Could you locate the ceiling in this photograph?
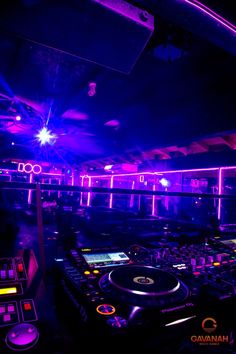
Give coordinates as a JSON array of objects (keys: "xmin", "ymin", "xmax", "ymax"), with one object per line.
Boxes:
[{"xmin": 0, "ymin": 0, "xmax": 235, "ymax": 172}]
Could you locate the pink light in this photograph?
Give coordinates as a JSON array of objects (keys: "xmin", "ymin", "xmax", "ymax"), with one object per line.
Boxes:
[
  {"xmin": 152, "ymin": 184, "xmax": 156, "ymax": 216},
  {"xmin": 28, "ymin": 173, "xmax": 33, "ymax": 204},
  {"xmin": 217, "ymin": 168, "xmax": 222, "ymax": 221},
  {"xmin": 80, "ymin": 176, "xmax": 85, "ymax": 206},
  {"xmin": 82, "ymin": 167, "xmax": 220, "ymax": 180},
  {"xmin": 109, "ymin": 176, "xmax": 114, "ymax": 209},
  {"xmin": 42, "ymin": 172, "xmax": 62, "ymax": 176},
  {"xmin": 130, "ymin": 181, "xmax": 135, "ymax": 208},
  {"xmin": 87, "ymin": 177, "xmax": 91, "ymax": 207},
  {"xmin": 17, "ymin": 162, "xmax": 42, "ymax": 175},
  {"xmin": 156, "ymin": 167, "xmax": 219, "ymax": 174},
  {"xmin": 81, "ymin": 172, "xmax": 155, "ymax": 179},
  {"xmin": 139, "ymin": 175, "xmax": 144, "ymax": 182},
  {"xmin": 184, "ymin": 0, "xmax": 236, "ymax": 34}
]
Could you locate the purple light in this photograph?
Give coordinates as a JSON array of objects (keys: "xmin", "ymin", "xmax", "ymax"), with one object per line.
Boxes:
[
  {"xmin": 152, "ymin": 184, "xmax": 156, "ymax": 216},
  {"xmin": 217, "ymin": 168, "xmax": 222, "ymax": 221},
  {"xmin": 139, "ymin": 175, "xmax": 144, "ymax": 182},
  {"xmin": 87, "ymin": 177, "xmax": 91, "ymax": 206},
  {"xmin": 18, "ymin": 162, "xmax": 42, "ymax": 175},
  {"xmin": 184, "ymin": 0, "xmax": 236, "ymax": 33},
  {"xmin": 109, "ymin": 176, "xmax": 114, "ymax": 209},
  {"xmin": 82, "ymin": 167, "xmax": 219, "ymax": 180},
  {"xmin": 35, "ymin": 127, "xmax": 57, "ymax": 146}
]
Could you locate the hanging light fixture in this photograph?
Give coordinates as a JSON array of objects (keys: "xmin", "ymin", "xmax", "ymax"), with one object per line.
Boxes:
[{"xmin": 35, "ymin": 126, "xmax": 57, "ymax": 146}]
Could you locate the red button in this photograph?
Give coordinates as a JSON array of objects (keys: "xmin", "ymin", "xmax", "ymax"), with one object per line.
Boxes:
[
  {"xmin": 18, "ymin": 264, "xmax": 24, "ymax": 272},
  {"xmin": 23, "ymin": 303, "xmax": 32, "ymax": 311}
]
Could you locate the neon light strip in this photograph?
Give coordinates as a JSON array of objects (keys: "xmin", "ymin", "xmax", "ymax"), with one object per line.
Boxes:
[
  {"xmin": 130, "ymin": 181, "xmax": 135, "ymax": 208},
  {"xmin": 109, "ymin": 176, "xmax": 113, "ymax": 209},
  {"xmin": 221, "ymin": 165, "xmax": 236, "ymax": 170},
  {"xmin": 81, "ymin": 172, "xmax": 155, "ymax": 178},
  {"xmin": 71, "ymin": 172, "xmax": 74, "ymax": 187},
  {"xmin": 184, "ymin": 0, "xmax": 236, "ymax": 33},
  {"xmin": 165, "ymin": 315, "xmax": 196, "ymax": 326},
  {"xmin": 152, "ymin": 184, "xmax": 156, "ymax": 216},
  {"xmin": 87, "ymin": 177, "xmax": 91, "ymax": 207},
  {"xmin": 0, "ymin": 287, "xmax": 17, "ymax": 295},
  {"xmin": 155, "ymin": 167, "xmax": 219, "ymax": 175},
  {"xmin": 217, "ymin": 168, "xmax": 222, "ymax": 221},
  {"xmin": 81, "ymin": 167, "xmax": 219, "ymax": 179},
  {"xmin": 80, "ymin": 176, "xmax": 85, "ymax": 206},
  {"xmin": 27, "ymin": 173, "xmax": 33, "ymax": 204},
  {"xmin": 43, "ymin": 172, "xmax": 63, "ymax": 176}
]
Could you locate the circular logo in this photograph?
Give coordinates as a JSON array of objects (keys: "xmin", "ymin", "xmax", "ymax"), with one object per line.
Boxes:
[
  {"xmin": 202, "ymin": 317, "xmax": 217, "ymax": 333},
  {"xmin": 133, "ymin": 276, "xmax": 154, "ymax": 285}
]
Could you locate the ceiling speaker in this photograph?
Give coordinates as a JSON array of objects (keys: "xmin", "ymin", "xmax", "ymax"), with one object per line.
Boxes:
[{"xmin": 0, "ymin": 0, "xmax": 154, "ymax": 73}]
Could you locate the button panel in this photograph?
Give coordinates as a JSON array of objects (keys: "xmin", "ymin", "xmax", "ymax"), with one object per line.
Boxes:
[
  {"xmin": 0, "ymin": 301, "xmax": 19, "ymax": 327},
  {"xmin": 20, "ymin": 299, "xmax": 38, "ymax": 322}
]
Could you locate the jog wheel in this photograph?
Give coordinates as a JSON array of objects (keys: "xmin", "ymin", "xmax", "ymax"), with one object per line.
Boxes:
[{"xmin": 99, "ymin": 265, "xmax": 189, "ymax": 308}]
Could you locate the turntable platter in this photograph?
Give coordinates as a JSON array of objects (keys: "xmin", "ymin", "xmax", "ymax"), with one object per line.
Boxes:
[{"xmin": 99, "ymin": 265, "xmax": 189, "ymax": 308}]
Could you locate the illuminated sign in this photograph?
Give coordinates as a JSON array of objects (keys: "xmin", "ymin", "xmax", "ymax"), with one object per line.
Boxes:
[
  {"xmin": 190, "ymin": 317, "xmax": 229, "ymax": 346},
  {"xmin": 18, "ymin": 163, "xmax": 42, "ymax": 175}
]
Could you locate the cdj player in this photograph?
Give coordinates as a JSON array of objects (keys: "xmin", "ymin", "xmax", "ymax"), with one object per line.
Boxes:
[{"xmin": 55, "ymin": 235, "xmax": 236, "ymax": 344}]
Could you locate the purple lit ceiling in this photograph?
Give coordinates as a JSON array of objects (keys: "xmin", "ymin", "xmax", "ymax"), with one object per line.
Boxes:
[{"xmin": 0, "ymin": 0, "xmax": 235, "ymax": 171}]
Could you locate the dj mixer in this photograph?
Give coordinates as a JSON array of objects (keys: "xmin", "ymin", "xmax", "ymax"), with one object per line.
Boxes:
[{"xmin": 55, "ymin": 234, "xmax": 236, "ymax": 346}]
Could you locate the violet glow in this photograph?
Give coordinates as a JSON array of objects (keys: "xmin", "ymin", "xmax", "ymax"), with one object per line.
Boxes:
[
  {"xmin": 83, "ymin": 167, "xmax": 219, "ymax": 180},
  {"xmin": 87, "ymin": 177, "xmax": 92, "ymax": 207},
  {"xmin": 217, "ymin": 168, "xmax": 222, "ymax": 221},
  {"xmin": 184, "ymin": 0, "xmax": 236, "ymax": 34},
  {"xmin": 18, "ymin": 162, "xmax": 42, "ymax": 175},
  {"xmin": 152, "ymin": 184, "xmax": 156, "ymax": 216},
  {"xmin": 109, "ymin": 176, "xmax": 114, "ymax": 209},
  {"xmin": 129, "ymin": 180, "xmax": 135, "ymax": 208},
  {"xmin": 27, "ymin": 173, "xmax": 33, "ymax": 205}
]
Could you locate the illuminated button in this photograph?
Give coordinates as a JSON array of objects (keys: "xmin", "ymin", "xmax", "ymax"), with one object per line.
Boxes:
[
  {"xmin": 0, "ymin": 270, "xmax": 7, "ymax": 279},
  {"xmin": 0, "ymin": 305, "xmax": 5, "ymax": 314},
  {"xmin": 23, "ymin": 303, "xmax": 32, "ymax": 311},
  {"xmin": 96, "ymin": 304, "xmax": 116, "ymax": 315},
  {"xmin": 84, "ymin": 271, "xmax": 90, "ymax": 275},
  {"xmin": 93, "ymin": 270, "xmax": 99, "ymax": 274},
  {"xmin": 8, "ymin": 270, "xmax": 14, "ymax": 278},
  {"xmin": 213, "ymin": 262, "xmax": 220, "ymax": 267},
  {"xmin": 17, "ymin": 264, "xmax": 24, "ymax": 272},
  {"xmin": 107, "ymin": 316, "xmax": 128, "ymax": 328},
  {"xmin": 7, "ymin": 305, "xmax": 15, "ymax": 312},
  {"xmin": 193, "ymin": 271, "xmax": 200, "ymax": 276},
  {"xmin": 3, "ymin": 314, "xmax": 11, "ymax": 322}
]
